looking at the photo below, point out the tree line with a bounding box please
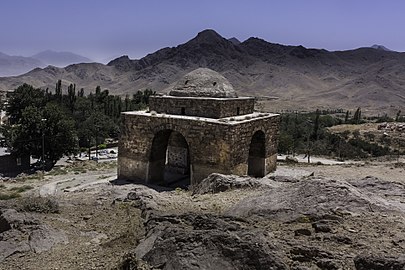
[1,81,155,169]
[277,109,401,160]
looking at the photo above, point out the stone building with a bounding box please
[118,68,280,188]
[0,148,30,177]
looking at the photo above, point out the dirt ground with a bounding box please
[0,162,142,270]
[0,159,404,269]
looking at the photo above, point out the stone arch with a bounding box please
[248,130,266,177]
[148,129,191,188]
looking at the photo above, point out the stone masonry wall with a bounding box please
[149,96,254,119]
[118,112,280,186]
[227,115,280,175]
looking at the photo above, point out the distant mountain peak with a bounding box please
[32,50,92,67]
[197,29,221,37]
[0,52,45,76]
[107,55,133,71]
[191,29,226,44]
[371,44,393,52]
[228,37,241,45]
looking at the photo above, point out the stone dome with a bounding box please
[169,68,238,98]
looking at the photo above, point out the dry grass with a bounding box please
[0,184,33,200]
[328,123,377,133]
[0,192,21,200]
[9,185,33,193]
[17,196,60,213]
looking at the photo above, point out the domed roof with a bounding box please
[169,68,238,98]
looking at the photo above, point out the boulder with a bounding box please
[354,254,405,270]
[0,209,33,232]
[0,211,12,233]
[0,231,31,262]
[285,156,299,163]
[135,213,288,270]
[28,224,68,253]
[0,208,68,262]
[290,245,333,262]
[268,175,300,183]
[294,228,312,236]
[192,173,262,195]
[312,221,332,233]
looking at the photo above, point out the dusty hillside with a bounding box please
[0,160,404,269]
[1,29,405,113]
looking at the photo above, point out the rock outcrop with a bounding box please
[227,177,405,222]
[0,208,68,262]
[121,173,405,269]
[354,254,405,270]
[135,214,288,270]
[192,173,263,195]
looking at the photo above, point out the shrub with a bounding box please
[0,192,20,200]
[49,167,68,176]
[98,144,107,149]
[9,185,33,193]
[18,196,60,213]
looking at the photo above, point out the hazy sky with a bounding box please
[1,0,404,62]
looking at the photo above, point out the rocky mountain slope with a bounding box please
[1,29,405,112]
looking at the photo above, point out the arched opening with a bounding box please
[248,130,266,177]
[148,130,191,188]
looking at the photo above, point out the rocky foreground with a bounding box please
[120,173,405,269]
[1,162,405,269]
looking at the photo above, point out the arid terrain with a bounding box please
[1,30,405,114]
[1,157,404,269]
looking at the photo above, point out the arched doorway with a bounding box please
[248,130,266,177]
[148,130,191,188]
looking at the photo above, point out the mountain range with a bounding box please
[1,29,404,113]
[0,51,92,76]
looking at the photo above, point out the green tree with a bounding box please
[67,83,76,113]
[78,88,84,98]
[0,92,4,112]
[3,106,43,157]
[344,110,349,123]
[396,110,401,122]
[42,103,78,165]
[6,84,46,124]
[55,80,63,104]
[278,133,294,154]
[353,107,362,124]
[77,111,117,149]
[312,109,320,140]
[3,84,78,169]
[73,96,92,123]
